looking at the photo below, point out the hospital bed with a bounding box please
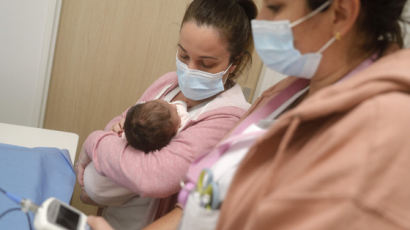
[0,122,78,229]
[0,122,78,164]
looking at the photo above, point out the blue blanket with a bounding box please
[0,143,76,229]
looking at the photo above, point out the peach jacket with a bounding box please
[217,49,410,229]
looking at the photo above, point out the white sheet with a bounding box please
[0,122,78,164]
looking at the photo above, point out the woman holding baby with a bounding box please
[75,0,257,229]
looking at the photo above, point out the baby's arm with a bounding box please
[83,162,137,207]
[104,108,129,132]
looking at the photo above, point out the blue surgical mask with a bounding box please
[252,0,335,79]
[176,55,232,101]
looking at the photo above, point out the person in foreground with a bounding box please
[76,0,256,229]
[88,0,410,229]
[215,0,410,229]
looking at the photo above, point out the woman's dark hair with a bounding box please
[181,0,258,89]
[307,0,409,56]
[123,101,177,153]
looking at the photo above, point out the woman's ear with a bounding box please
[330,0,361,37]
[228,64,237,74]
[228,54,243,74]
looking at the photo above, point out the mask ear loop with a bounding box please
[223,63,234,85]
[291,0,332,27]
[318,36,336,53]
[223,63,233,74]
[317,32,341,53]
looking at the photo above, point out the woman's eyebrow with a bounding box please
[199,56,218,60]
[178,44,218,60]
[177,44,187,52]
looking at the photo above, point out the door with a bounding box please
[0,0,61,127]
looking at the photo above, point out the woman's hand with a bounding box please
[143,207,183,230]
[87,216,114,230]
[75,146,92,187]
[111,118,125,136]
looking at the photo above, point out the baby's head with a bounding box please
[123,99,180,153]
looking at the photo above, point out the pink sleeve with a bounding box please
[83,112,243,198]
[103,108,130,131]
[102,72,177,132]
[104,72,177,131]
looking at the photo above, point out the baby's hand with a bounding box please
[111,118,125,135]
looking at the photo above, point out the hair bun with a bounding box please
[236,0,257,20]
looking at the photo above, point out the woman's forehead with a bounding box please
[179,21,230,59]
[259,0,311,20]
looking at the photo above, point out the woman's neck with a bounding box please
[308,51,372,97]
[172,92,211,108]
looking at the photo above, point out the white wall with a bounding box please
[253,67,285,103]
[0,0,61,127]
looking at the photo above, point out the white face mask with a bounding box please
[252,0,335,79]
[176,53,232,101]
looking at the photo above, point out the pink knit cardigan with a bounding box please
[83,72,250,198]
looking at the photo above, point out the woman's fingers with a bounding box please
[75,146,91,187]
[87,216,114,230]
[76,164,85,187]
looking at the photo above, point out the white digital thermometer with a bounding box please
[32,198,90,230]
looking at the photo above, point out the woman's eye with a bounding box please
[200,62,214,69]
[267,4,282,13]
[180,55,189,60]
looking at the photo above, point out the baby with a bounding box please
[80,99,190,228]
[113,99,190,152]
